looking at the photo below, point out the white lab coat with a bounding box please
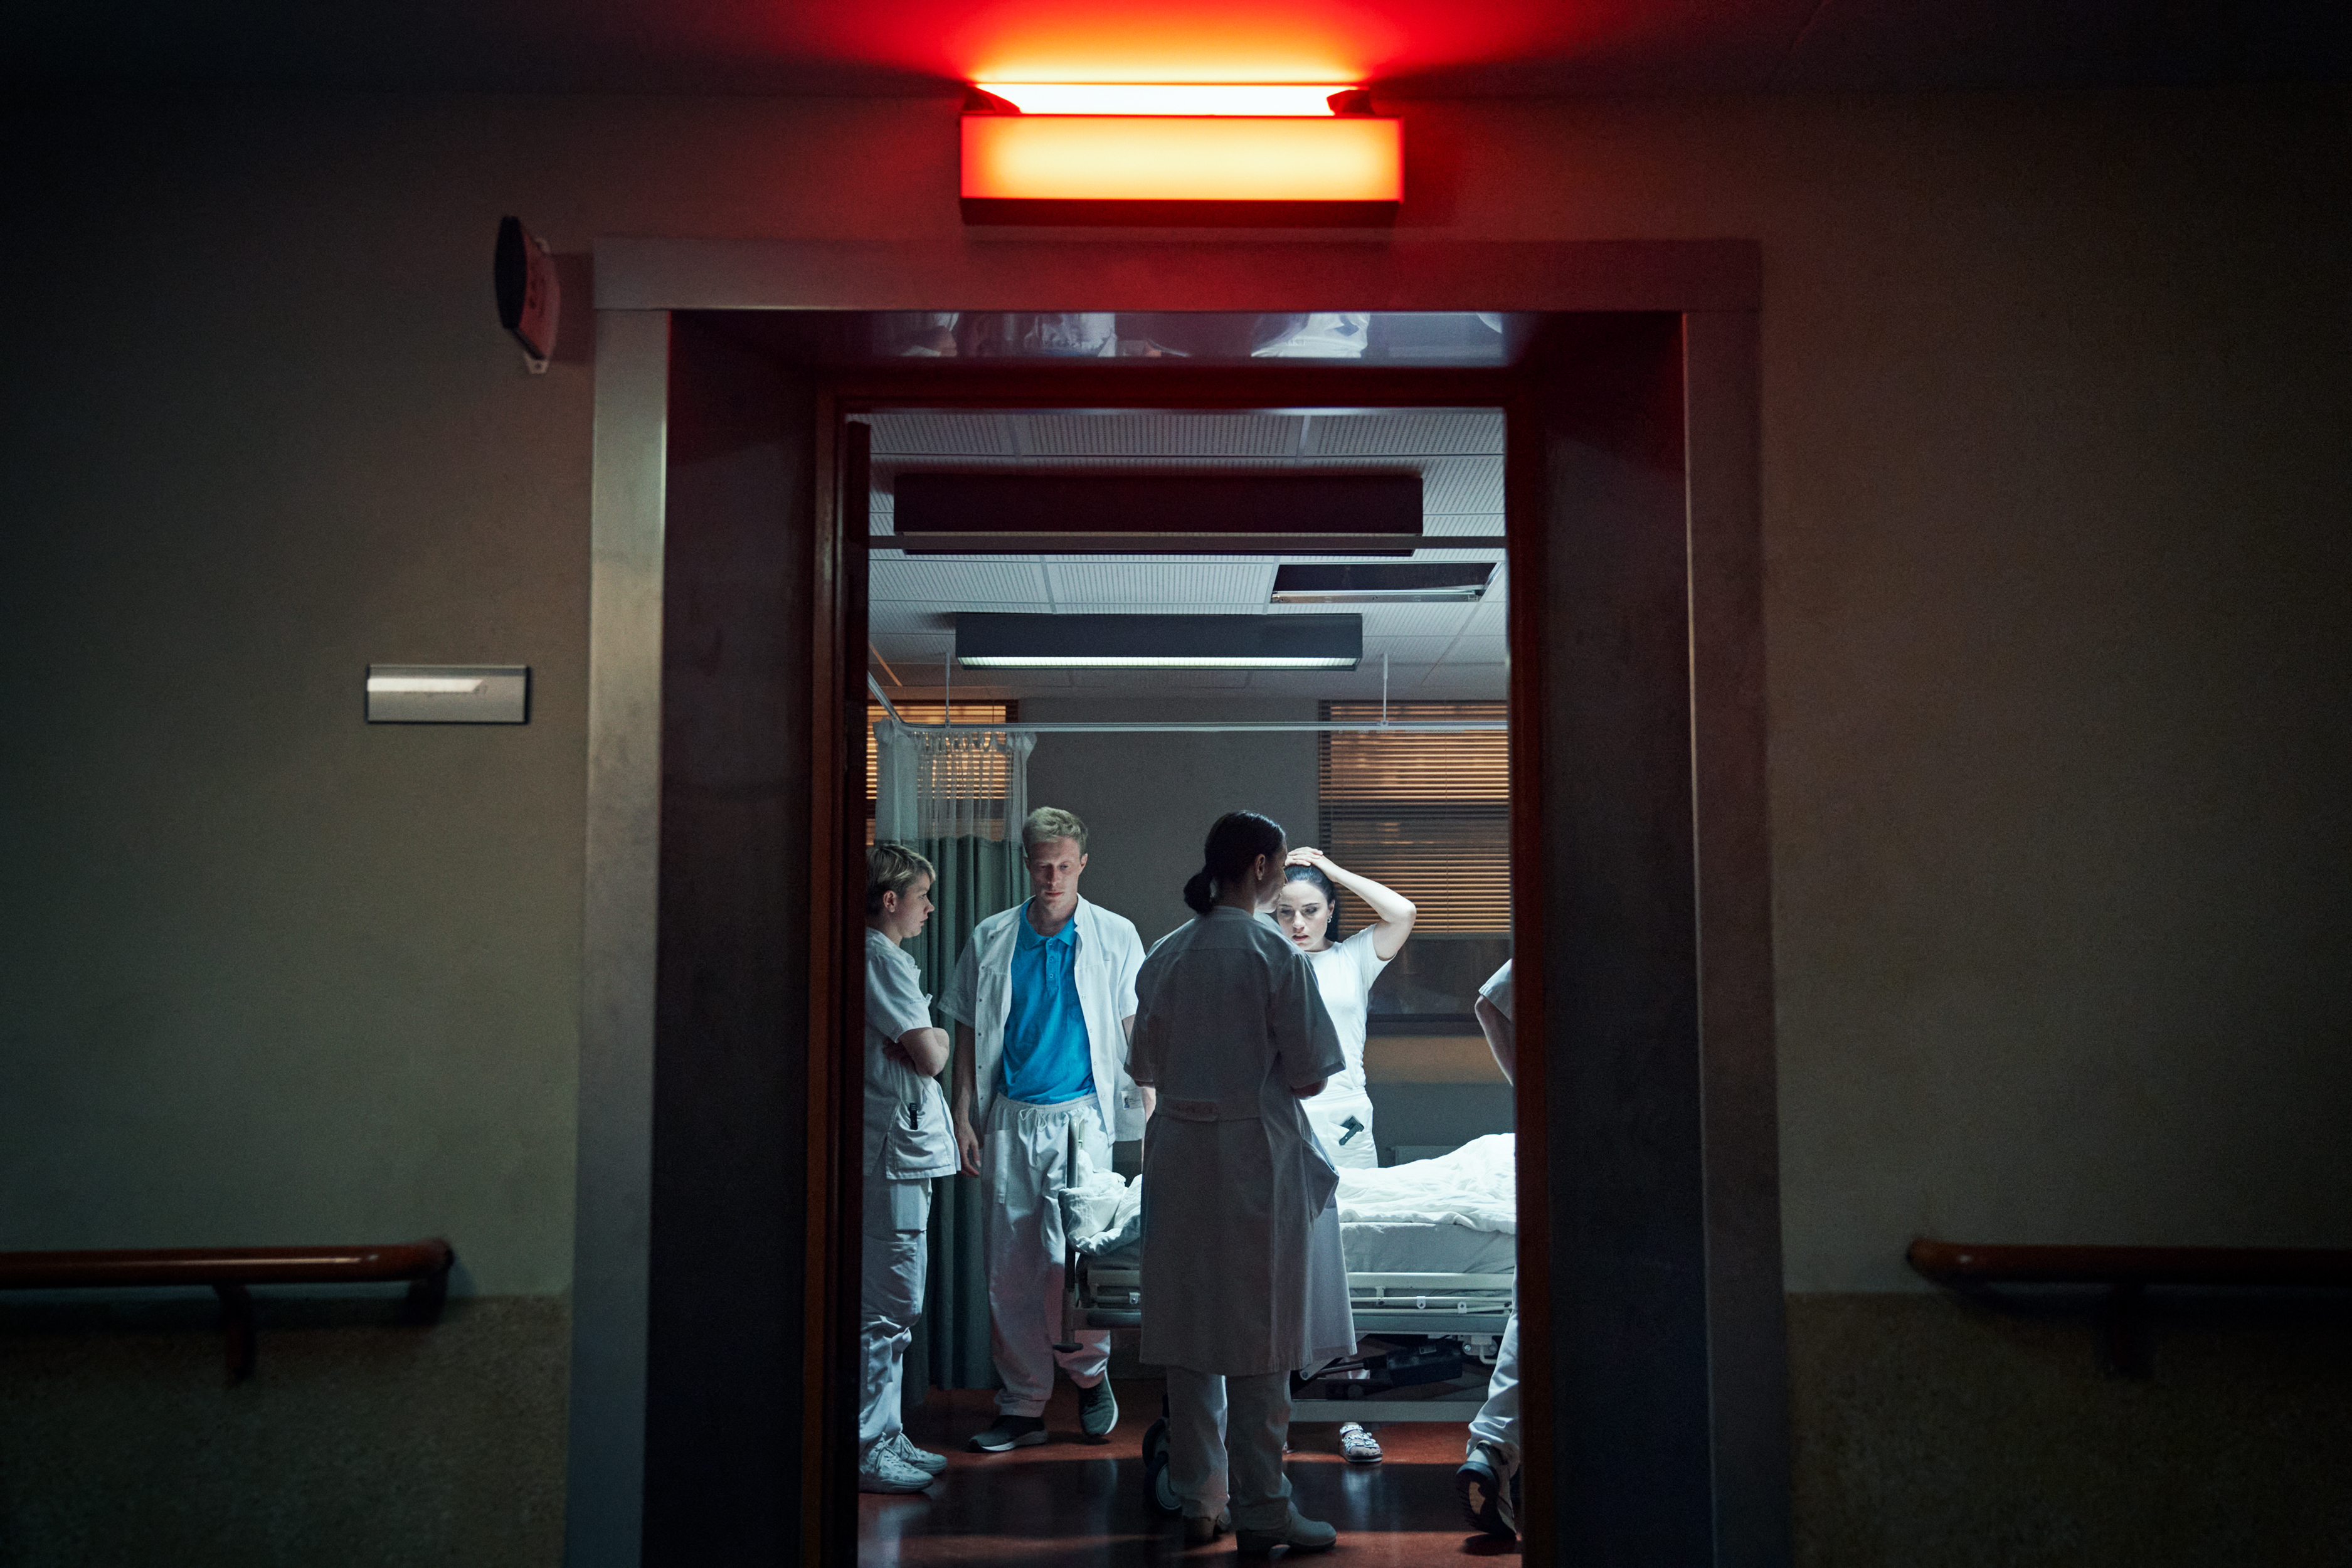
[1130,906,1353,1375]
[941,896,1149,1141]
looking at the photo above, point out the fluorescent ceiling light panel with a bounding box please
[1270,564,1494,603]
[975,83,1354,116]
[956,613,1360,670]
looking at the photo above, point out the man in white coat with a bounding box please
[1458,957,1523,1537]
[944,807,1150,1452]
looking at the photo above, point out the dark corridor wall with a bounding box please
[3,82,2348,1565]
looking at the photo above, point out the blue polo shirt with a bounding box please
[1000,909,1096,1106]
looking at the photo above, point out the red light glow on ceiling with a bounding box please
[975,82,1353,115]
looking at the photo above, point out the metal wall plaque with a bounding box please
[366,665,529,724]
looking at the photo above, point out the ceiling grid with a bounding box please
[864,407,1508,701]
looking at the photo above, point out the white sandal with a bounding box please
[1338,1421,1384,1464]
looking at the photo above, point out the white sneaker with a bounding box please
[890,1431,949,1476]
[857,1446,934,1494]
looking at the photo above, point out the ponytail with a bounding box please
[1184,811,1287,914]
[1182,869,1217,914]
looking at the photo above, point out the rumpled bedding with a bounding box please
[1334,1133,1515,1235]
[1062,1132,1516,1259]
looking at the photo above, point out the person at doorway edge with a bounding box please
[857,845,959,1495]
[1457,957,1523,1537]
[1130,811,1350,1555]
[944,807,1150,1452]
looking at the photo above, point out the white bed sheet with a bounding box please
[1340,1219,1517,1277]
[1335,1133,1515,1235]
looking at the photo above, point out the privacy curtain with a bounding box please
[874,718,1034,1393]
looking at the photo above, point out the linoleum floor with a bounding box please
[862,1380,1522,1564]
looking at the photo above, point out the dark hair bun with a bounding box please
[1185,812,1286,914]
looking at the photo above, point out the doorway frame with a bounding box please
[573,238,1779,1565]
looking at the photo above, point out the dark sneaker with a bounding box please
[969,1415,1047,1453]
[1236,1507,1337,1555]
[1078,1377,1120,1438]
[1454,1444,1518,1539]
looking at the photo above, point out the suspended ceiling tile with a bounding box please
[1304,410,1505,458]
[1416,457,1507,513]
[1352,603,1486,637]
[1443,637,1512,664]
[1069,669,1254,689]
[1359,635,1472,662]
[867,601,977,633]
[1018,412,1305,458]
[1422,513,1507,538]
[870,454,1020,495]
[868,558,1050,603]
[863,413,1012,457]
[1042,553,1287,569]
[1404,544,1508,561]
[1044,560,1277,606]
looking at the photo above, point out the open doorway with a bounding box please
[572,240,1782,1568]
[852,378,1517,1561]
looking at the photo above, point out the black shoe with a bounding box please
[1182,1510,1232,1547]
[1078,1377,1120,1438]
[969,1415,1047,1452]
[1454,1444,1518,1539]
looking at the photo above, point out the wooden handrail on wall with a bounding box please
[1907,1238,2352,1376]
[0,1239,455,1382]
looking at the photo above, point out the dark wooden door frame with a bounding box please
[575,239,1780,1567]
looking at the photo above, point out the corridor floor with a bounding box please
[861,1380,1522,1564]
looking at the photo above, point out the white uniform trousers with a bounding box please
[1466,1277,1521,1485]
[982,1094,1111,1416]
[1165,1366,1295,1531]
[1302,1084,1380,1171]
[859,1172,931,1459]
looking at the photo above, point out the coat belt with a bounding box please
[1155,1097,1261,1124]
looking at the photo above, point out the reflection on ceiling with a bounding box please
[866,407,1506,701]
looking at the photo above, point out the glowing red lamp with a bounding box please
[960,84,1401,225]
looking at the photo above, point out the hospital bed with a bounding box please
[1062,1133,1518,1426]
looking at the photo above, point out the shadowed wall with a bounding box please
[1,82,2346,1563]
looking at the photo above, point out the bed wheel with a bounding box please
[1142,1416,1178,1514]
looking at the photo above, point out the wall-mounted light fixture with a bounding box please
[956,613,1361,670]
[960,83,1399,226]
[366,664,530,723]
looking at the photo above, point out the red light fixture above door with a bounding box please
[960,83,1400,226]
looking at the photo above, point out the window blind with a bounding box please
[1318,701,1510,935]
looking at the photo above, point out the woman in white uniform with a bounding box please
[1271,850,1417,1466]
[1130,812,1351,1554]
[857,845,960,1494]
[1271,849,1417,1170]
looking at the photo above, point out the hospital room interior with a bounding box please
[854,320,1521,1557]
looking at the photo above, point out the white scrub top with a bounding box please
[1303,927,1389,1093]
[864,928,958,1199]
[1480,959,1514,1020]
[1130,907,1353,1375]
[1298,928,1389,1166]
